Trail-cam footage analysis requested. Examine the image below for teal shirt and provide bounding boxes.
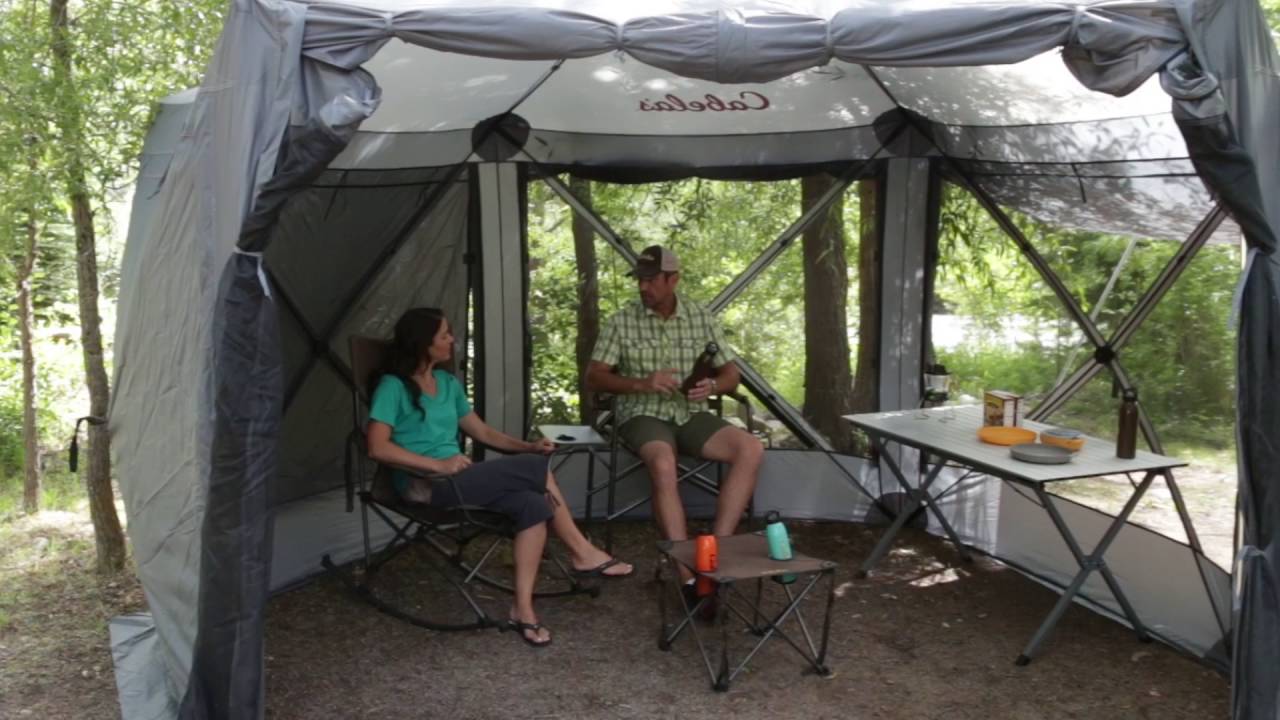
[368,371,472,462]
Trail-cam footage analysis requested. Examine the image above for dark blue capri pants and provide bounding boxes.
[429,453,555,532]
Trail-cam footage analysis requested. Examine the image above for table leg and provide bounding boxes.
[715,583,731,692]
[1017,472,1156,665]
[817,569,836,672]
[723,571,831,684]
[859,436,958,577]
[606,443,618,555]
[876,435,973,564]
[584,447,595,537]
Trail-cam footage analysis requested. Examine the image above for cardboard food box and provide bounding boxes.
[983,390,1022,427]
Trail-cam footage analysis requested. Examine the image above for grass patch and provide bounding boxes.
[1161,443,1236,470]
[0,468,88,522]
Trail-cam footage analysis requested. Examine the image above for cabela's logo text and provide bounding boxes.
[638,91,770,112]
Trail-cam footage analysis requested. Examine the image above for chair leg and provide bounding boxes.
[329,496,604,633]
[322,553,500,633]
[422,528,600,600]
[324,500,504,632]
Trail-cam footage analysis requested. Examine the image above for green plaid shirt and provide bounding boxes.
[592,294,738,426]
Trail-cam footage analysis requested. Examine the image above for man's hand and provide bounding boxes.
[434,454,473,475]
[642,369,681,395]
[528,437,557,454]
[686,377,717,402]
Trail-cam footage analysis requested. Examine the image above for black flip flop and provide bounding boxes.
[571,557,635,580]
[508,620,552,648]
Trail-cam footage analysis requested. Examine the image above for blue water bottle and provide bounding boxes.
[764,510,792,560]
[764,511,796,584]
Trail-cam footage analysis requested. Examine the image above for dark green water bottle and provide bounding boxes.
[1116,388,1138,459]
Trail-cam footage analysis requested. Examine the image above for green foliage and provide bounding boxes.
[0,0,226,498]
[0,359,22,476]
[0,467,83,520]
[934,185,1239,451]
[1264,0,1280,34]
[530,176,1238,461]
[527,177,864,427]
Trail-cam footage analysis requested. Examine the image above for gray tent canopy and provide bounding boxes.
[109,1,1280,718]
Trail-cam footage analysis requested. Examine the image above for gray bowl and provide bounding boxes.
[1010,442,1073,465]
[1041,427,1083,440]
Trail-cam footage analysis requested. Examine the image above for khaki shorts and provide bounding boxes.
[617,412,731,457]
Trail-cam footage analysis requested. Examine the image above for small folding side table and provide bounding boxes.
[656,533,838,691]
[540,424,611,537]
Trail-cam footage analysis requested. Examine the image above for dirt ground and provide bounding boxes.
[0,517,1230,720]
[0,511,143,720]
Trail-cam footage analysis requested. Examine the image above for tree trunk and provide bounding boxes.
[20,203,41,514]
[800,175,857,452]
[850,179,880,414]
[569,176,601,424]
[51,0,126,573]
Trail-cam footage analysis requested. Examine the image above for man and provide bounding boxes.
[586,245,764,567]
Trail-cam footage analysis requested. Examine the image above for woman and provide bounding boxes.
[366,307,632,648]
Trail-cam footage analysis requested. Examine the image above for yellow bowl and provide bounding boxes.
[1041,432,1085,452]
[977,426,1036,446]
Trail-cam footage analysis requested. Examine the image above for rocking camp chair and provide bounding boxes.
[321,336,597,632]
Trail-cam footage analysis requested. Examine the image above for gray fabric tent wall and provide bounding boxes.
[107,2,1280,718]
[1176,1,1280,717]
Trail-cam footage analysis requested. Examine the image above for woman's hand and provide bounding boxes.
[528,437,557,455]
[434,454,473,475]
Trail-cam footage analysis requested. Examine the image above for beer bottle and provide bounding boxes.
[681,342,720,395]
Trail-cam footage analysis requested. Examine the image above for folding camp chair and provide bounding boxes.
[321,336,597,632]
[589,385,762,553]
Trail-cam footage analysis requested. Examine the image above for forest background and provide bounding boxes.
[1,0,1277,576]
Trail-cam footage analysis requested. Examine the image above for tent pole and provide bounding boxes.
[706,169,852,314]
[538,172,638,263]
[711,132,901,316]
[1029,205,1225,421]
[1051,237,1139,389]
[960,179,1107,347]
[707,140,894,315]
[1031,359,1104,421]
[273,268,356,409]
[734,361,834,452]
[277,166,469,415]
[1110,206,1228,350]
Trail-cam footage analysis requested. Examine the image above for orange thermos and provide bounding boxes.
[694,534,718,597]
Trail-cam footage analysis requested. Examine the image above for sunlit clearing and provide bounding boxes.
[908,567,967,588]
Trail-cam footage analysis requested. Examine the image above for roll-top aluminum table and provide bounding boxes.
[844,405,1186,664]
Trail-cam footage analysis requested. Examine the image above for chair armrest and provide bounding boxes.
[381,461,445,479]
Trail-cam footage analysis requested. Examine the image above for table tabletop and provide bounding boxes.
[659,533,836,583]
[843,405,1186,484]
[538,424,607,446]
